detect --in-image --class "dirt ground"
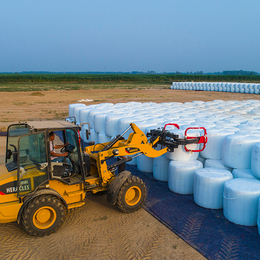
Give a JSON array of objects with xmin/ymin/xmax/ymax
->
[{"xmin": 0, "ymin": 87, "xmax": 259, "ymax": 260}]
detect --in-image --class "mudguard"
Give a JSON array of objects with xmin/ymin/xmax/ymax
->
[
  {"xmin": 107, "ymin": 170, "xmax": 131, "ymax": 205},
  {"xmin": 17, "ymin": 188, "xmax": 68, "ymax": 224}
]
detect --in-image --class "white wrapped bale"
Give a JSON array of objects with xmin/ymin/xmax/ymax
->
[
  {"xmin": 89, "ymin": 128, "xmax": 98, "ymax": 144},
  {"xmin": 79, "ymin": 106, "xmax": 97, "ymax": 125},
  {"xmin": 165, "ymin": 129, "xmax": 199, "ymax": 161},
  {"xmin": 223, "ymin": 178, "xmax": 260, "ymax": 226},
  {"xmin": 88, "ymin": 109, "xmax": 104, "ymax": 129},
  {"xmin": 222, "ymin": 134, "xmax": 260, "ymax": 169},
  {"xmin": 194, "ymin": 168, "xmax": 233, "ymax": 209},
  {"xmin": 232, "ymin": 169, "xmax": 256, "ymax": 179},
  {"xmin": 200, "ymin": 128, "xmax": 237, "ymax": 159},
  {"xmin": 137, "ymin": 155, "xmax": 153, "ymax": 173},
  {"xmin": 73, "ymin": 106, "xmax": 87, "ymax": 125},
  {"xmin": 168, "ymin": 160, "xmax": 203, "ymax": 194},
  {"xmin": 94, "ymin": 113, "xmax": 111, "ymax": 134},
  {"xmin": 251, "ymin": 143, "xmax": 260, "ymax": 179},
  {"xmin": 105, "ymin": 113, "xmax": 125, "ymax": 137},
  {"xmin": 69, "ymin": 103, "xmax": 86, "ymax": 117},
  {"xmin": 204, "ymin": 159, "xmax": 232, "ymax": 172},
  {"xmin": 153, "ymin": 155, "xmax": 170, "ymax": 182},
  {"xmin": 98, "ymin": 132, "xmax": 111, "ymax": 143}
]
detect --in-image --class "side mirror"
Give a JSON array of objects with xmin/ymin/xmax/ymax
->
[{"xmin": 86, "ymin": 129, "xmax": 90, "ymax": 140}]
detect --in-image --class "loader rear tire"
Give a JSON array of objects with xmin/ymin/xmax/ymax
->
[
  {"xmin": 21, "ymin": 195, "xmax": 66, "ymax": 237},
  {"xmin": 116, "ymin": 175, "xmax": 147, "ymax": 213}
]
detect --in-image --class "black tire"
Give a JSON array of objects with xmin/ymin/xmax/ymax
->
[
  {"xmin": 116, "ymin": 175, "xmax": 147, "ymax": 213},
  {"xmin": 21, "ymin": 195, "xmax": 66, "ymax": 237}
]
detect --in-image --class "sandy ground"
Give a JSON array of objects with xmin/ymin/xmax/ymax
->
[{"xmin": 0, "ymin": 87, "xmax": 259, "ymax": 260}]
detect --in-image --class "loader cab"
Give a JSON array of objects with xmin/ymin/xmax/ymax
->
[
  {"xmin": 49, "ymin": 128, "xmax": 84, "ymax": 183},
  {"xmin": 5, "ymin": 121, "xmax": 88, "ymax": 198}
]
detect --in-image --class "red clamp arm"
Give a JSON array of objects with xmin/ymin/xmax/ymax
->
[
  {"xmin": 184, "ymin": 127, "xmax": 207, "ymax": 152},
  {"xmin": 164, "ymin": 123, "xmax": 180, "ymax": 130}
]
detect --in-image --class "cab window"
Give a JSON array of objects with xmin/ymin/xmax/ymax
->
[
  {"xmin": 17, "ymin": 132, "xmax": 48, "ymax": 197},
  {"xmin": 6, "ymin": 124, "xmax": 29, "ymax": 164}
]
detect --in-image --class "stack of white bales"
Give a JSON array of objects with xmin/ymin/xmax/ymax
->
[
  {"xmin": 69, "ymin": 99, "xmax": 260, "ymax": 233},
  {"xmin": 171, "ymin": 82, "xmax": 260, "ymax": 94}
]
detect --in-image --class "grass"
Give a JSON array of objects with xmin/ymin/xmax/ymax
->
[{"xmin": 0, "ymin": 82, "xmax": 171, "ymax": 92}]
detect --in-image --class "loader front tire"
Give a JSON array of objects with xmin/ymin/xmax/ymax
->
[
  {"xmin": 116, "ymin": 175, "xmax": 147, "ymax": 213},
  {"xmin": 21, "ymin": 195, "xmax": 66, "ymax": 236}
]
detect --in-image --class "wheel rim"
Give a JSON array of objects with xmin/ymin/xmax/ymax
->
[
  {"xmin": 33, "ymin": 206, "xmax": 57, "ymax": 229},
  {"xmin": 125, "ymin": 186, "xmax": 141, "ymax": 206}
]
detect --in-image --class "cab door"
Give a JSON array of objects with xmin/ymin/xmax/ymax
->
[
  {"xmin": 6, "ymin": 124, "xmax": 29, "ymax": 164},
  {"xmin": 17, "ymin": 132, "xmax": 49, "ymax": 197}
]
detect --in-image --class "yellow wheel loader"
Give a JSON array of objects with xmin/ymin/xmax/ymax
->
[{"xmin": 0, "ymin": 120, "xmax": 207, "ymax": 236}]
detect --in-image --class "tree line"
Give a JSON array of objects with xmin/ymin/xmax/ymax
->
[{"xmin": 0, "ymin": 74, "xmax": 260, "ymax": 84}]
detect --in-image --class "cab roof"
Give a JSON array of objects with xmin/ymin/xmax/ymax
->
[{"xmin": 26, "ymin": 120, "xmax": 80, "ymax": 131}]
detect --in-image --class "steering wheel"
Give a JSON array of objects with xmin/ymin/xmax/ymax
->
[{"xmin": 61, "ymin": 144, "xmax": 75, "ymax": 153}]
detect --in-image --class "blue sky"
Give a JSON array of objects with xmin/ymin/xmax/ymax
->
[{"xmin": 1, "ymin": 0, "xmax": 259, "ymax": 73}]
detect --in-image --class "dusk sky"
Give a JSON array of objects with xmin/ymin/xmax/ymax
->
[{"xmin": 1, "ymin": 0, "xmax": 259, "ymax": 73}]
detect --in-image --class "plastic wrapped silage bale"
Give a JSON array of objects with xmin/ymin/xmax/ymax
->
[
  {"xmin": 194, "ymin": 168, "xmax": 233, "ymax": 209},
  {"xmin": 117, "ymin": 116, "xmax": 145, "ymax": 139},
  {"xmin": 88, "ymin": 109, "xmax": 105, "ymax": 129},
  {"xmin": 161, "ymin": 102, "xmax": 183, "ymax": 107},
  {"xmin": 69, "ymin": 103, "xmax": 86, "ymax": 117},
  {"xmin": 222, "ymin": 133, "xmax": 260, "ymax": 169},
  {"xmin": 229, "ymin": 83, "xmax": 235, "ymax": 92},
  {"xmin": 89, "ymin": 128, "xmax": 98, "ymax": 143},
  {"xmin": 191, "ymin": 121, "xmax": 216, "ymax": 130},
  {"xmin": 134, "ymin": 122, "xmax": 157, "ymax": 136},
  {"xmin": 232, "ymin": 168, "xmax": 256, "ymax": 179},
  {"xmin": 200, "ymin": 128, "xmax": 237, "ymax": 160},
  {"xmin": 224, "ymin": 115, "xmax": 249, "ymax": 125},
  {"xmin": 137, "ymin": 154, "xmax": 153, "ymax": 173},
  {"xmin": 223, "ymin": 178, "xmax": 260, "ymax": 226},
  {"xmin": 78, "ymin": 105, "xmax": 98, "ymax": 125},
  {"xmin": 237, "ymin": 125, "xmax": 260, "ymax": 132},
  {"xmin": 153, "ymin": 155, "xmax": 170, "ymax": 182},
  {"xmin": 168, "ymin": 160, "xmax": 203, "ymax": 194},
  {"xmin": 254, "ymin": 85, "xmax": 260, "ymax": 94},
  {"xmin": 251, "ymin": 143, "xmax": 260, "ymax": 179},
  {"xmin": 98, "ymin": 132, "xmax": 111, "ymax": 143},
  {"xmin": 249, "ymin": 108, "xmax": 260, "ymax": 116},
  {"xmin": 171, "ymin": 119, "xmax": 196, "ymax": 130},
  {"xmin": 73, "ymin": 105, "xmax": 87, "ymax": 125},
  {"xmin": 235, "ymin": 130, "xmax": 260, "ymax": 136},
  {"xmin": 94, "ymin": 112, "xmax": 113, "ymax": 134},
  {"xmin": 165, "ymin": 128, "xmax": 200, "ymax": 161},
  {"xmin": 105, "ymin": 113, "xmax": 126, "ymax": 137},
  {"xmin": 204, "ymin": 159, "xmax": 232, "ymax": 172}
]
